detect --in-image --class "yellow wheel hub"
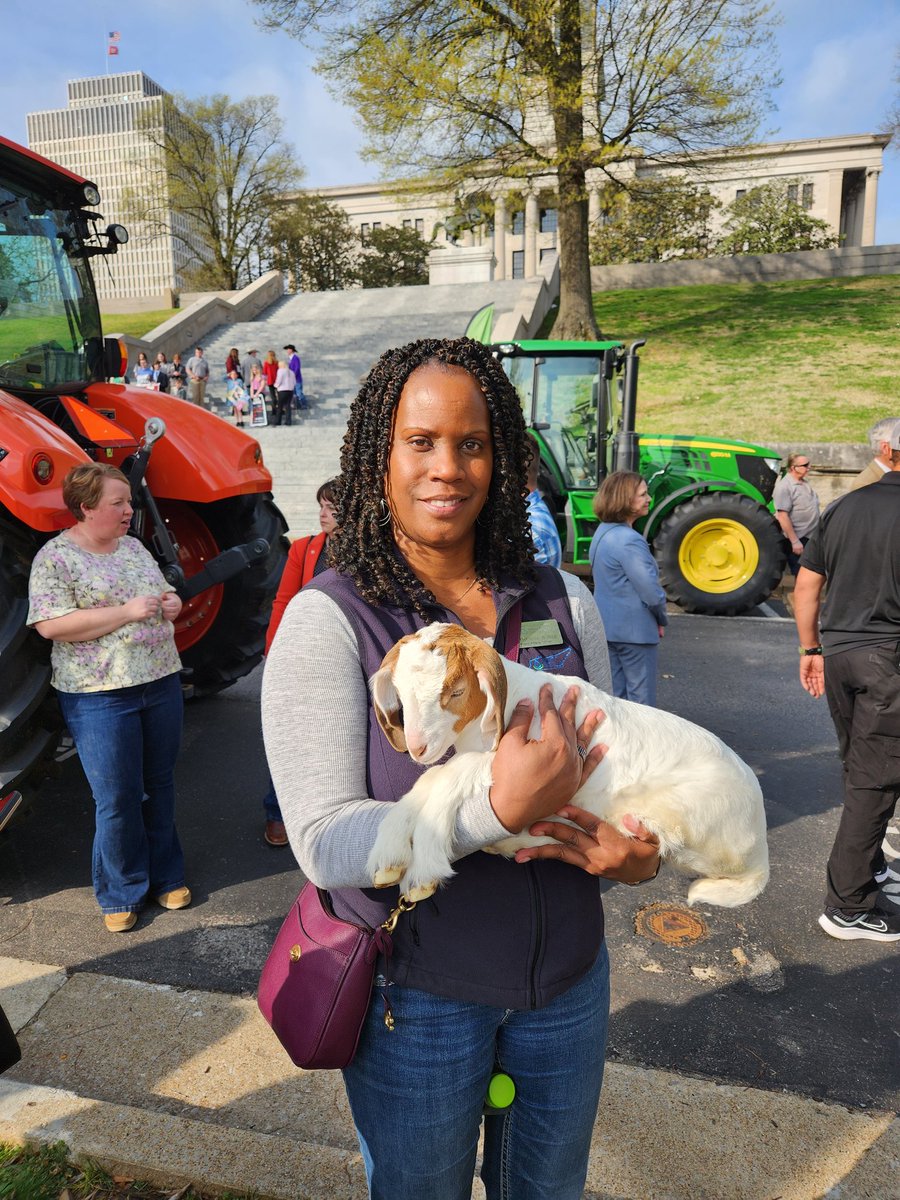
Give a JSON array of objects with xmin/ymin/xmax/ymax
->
[{"xmin": 677, "ymin": 518, "xmax": 759, "ymax": 594}]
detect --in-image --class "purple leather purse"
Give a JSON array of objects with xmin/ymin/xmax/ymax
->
[{"xmin": 257, "ymin": 882, "xmax": 403, "ymax": 1070}]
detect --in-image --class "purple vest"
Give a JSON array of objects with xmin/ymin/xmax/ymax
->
[{"xmin": 306, "ymin": 565, "xmax": 605, "ymax": 1010}]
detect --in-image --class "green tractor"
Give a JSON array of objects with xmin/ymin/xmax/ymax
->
[{"xmin": 475, "ymin": 325, "xmax": 786, "ymax": 615}]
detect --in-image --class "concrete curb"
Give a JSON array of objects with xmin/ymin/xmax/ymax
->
[{"xmin": 2, "ymin": 959, "xmax": 898, "ymax": 1199}]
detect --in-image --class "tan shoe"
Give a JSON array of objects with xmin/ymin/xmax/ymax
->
[
  {"xmin": 155, "ymin": 886, "xmax": 192, "ymax": 910},
  {"xmin": 104, "ymin": 911, "xmax": 137, "ymax": 933},
  {"xmin": 264, "ymin": 819, "xmax": 289, "ymax": 847}
]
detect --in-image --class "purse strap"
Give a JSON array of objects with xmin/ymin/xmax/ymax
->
[
  {"xmin": 372, "ymin": 600, "xmax": 523, "ymax": 1032},
  {"xmin": 503, "ymin": 598, "xmax": 523, "ymax": 663}
]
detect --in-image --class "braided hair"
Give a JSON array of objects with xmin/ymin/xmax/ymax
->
[{"xmin": 328, "ymin": 337, "xmax": 536, "ymax": 615}]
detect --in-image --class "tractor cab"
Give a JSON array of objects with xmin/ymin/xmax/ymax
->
[
  {"xmin": 480, "ymin": 327, "xmax": 787, "ymax": 615},
  {"xmin": 0, "ymin": 135, "xmax": 127, "ymax": 393}
]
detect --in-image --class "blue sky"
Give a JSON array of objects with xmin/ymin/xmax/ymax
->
[{"xmin": 2, "ymin": 0, "xmax": 898, "ymax": 241}]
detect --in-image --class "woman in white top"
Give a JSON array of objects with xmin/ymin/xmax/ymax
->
[
  {"xmin": 27, "ymin": 464, "xmax": 190, "ymax": 933},
  {"xmin": 273, "ymin": 359, "xmax": 297, "ymax": 426}
]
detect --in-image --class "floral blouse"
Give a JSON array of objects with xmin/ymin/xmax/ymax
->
[{"xmin": 27, "ymin": 533, "xmax": 182, "ymax": 693}]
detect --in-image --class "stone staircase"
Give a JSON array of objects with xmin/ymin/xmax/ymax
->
[{"xmin": 192, "ymin": 280, "xmax": 528, "ymax": 533}]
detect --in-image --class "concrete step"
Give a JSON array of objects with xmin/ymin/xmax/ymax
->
[{"xmin": 186, "ymin": 279, "xmax": 532, "ymax": 534}]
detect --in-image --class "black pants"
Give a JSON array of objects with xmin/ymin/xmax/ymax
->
[
  {"xmin": 823, "ymin": 642, "xmax": 900, "ymax": 910},
  {"xmin": 274, "ymin": 390, "xmax": 293, "ymax": 426}
]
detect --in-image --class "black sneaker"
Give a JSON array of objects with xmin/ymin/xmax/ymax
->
[
  {"xmin": 818, "ymin": 906, "xmax": 900, "ymax": 942},
  {"xmin": 874, "ymin": 861, "xmax": 900, "ymax": 885}
]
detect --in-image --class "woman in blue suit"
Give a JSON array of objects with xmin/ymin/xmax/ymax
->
[{"xmin": 589, "ymin": 471, "xmax": 667, "ymax": 705}]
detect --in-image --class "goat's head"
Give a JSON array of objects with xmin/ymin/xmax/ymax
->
[{"xmin": 371, "ymin": 623, "xmax": 508, "ymax": 763}]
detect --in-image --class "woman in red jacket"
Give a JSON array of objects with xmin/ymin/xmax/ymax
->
[
  {"xmin": 262, "ymin": 350, "xmax": 279, "ymax": 410},
  {"xmin": 260, "ymin": 479, "xmax": 338, "ymax": 846}
]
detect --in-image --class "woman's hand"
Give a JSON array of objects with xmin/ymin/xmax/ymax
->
[
  {"xmin": 160, "ymin": 592, "xmax": 182, "ymax": 622},
  {"xmin": 488, "ymin": 686, "xmax": 606, "ymax": 834},
  {"xmin": 515, "ymin": 806, "xmax": 662, "ymax": 883},
  {"xmin": 124, "ymin": 595, "xmax": 163, "ymax": 622}
]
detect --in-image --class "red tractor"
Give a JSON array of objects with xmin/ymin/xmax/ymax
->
[{"xmin": 0, "ymin": 136, "xmax": 288, "ymax": 828}]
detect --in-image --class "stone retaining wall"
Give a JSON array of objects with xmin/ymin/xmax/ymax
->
[{"xmin": 591, "ymin": 244, "xmax": 900, "ymax": 292}]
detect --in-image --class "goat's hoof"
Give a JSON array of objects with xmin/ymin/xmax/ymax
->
[
  {"xmin": 373, "ymin": 866, "xmax": 405, "ymax": 888},
  {"xmin": 403, "ymin": 882, "xmax": 437, "ymax": 902}
]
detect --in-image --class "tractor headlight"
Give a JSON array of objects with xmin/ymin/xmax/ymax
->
[{"xmin": 82, "ymin": 183, "xmax": 101, "ymax": 206}]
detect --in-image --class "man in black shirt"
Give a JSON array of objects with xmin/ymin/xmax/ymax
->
[{"xmin": 794, "ymin": 428, "xmax": 900, "ymax": 942}]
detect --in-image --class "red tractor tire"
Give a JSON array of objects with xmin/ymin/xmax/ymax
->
[
  {"xmin": 164, "ymin": 492, "xmax": 288, "ymax": 695},
  {"xmin": 0, "ymin": 513, "xmax": 61, "ymax": 805}
]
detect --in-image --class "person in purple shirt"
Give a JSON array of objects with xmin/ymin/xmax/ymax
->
[{"xmin": 283, "ymin": 343, "xmax": 307, "ymax": 411}]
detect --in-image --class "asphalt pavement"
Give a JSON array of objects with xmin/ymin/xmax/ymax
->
[{"xmin": 1, "ymin": 612, "xmax": 899, "ymax": 1198}]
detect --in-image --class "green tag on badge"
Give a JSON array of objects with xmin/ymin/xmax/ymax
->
[{"xmin": 519, "ymin": 619, "xmax": 563, "ymax": 648}]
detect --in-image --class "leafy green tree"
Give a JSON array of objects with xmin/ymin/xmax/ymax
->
[
  {"xmin": 269, "ymin": 194, "xmax": 359, "ymax": 290},
  {"xmin": 716, "ymin": 180, "xmax": 840, "ymax": 255},
  {"xmin": 590, "ymin": 177, "xmax": 719, "ymax": 264},
  {"xmin": 252, "ymin": 0, "xmax": 778, "ymax": 339},
  {"xmin": 357, "ymin": 225, "xmax": 431, "ymax": 288},
  {"xmin": 126, "ymin": 93, "xmax": 301, "ymax": 291}
]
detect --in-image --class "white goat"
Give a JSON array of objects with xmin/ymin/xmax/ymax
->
[{"xmin": 367, "ymin": 622, "xmax": 768, "ymax": 908}]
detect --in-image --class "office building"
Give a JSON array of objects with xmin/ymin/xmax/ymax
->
[{"xmin": 27, "ymin": 72, "xmax": 195, "ymax": 308}]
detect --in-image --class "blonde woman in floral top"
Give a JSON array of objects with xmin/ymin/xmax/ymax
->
[{"xmin": 27, "ymin": 464, "xmax": 191, "ymax": 933}]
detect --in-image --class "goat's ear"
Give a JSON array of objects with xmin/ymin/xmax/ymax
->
[
  {"xmin": 370, "ymin": 648, "xmax": 407, "ymax": 753},
  {"xmin": 475, "ymin": 647, "xmax": 508, "ymax": 751}
]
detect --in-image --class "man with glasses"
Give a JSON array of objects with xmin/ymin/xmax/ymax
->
[{"xmin": 774, "ymin": 452, "xmax": 820, "ymax": 575}]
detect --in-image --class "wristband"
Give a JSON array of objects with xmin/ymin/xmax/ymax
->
[{"xmin": 799, "ymin": 646, "xmax": 823, "ymax": 656}]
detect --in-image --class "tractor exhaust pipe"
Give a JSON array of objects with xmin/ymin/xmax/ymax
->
[{"xmin": 613, "ymin": 341, "xmax": 645, "ymax": 473}]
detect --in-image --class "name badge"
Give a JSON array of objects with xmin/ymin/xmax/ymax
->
[{"xmin": 519, "ymin": 619, "xmax": 563, "ymax": 648}]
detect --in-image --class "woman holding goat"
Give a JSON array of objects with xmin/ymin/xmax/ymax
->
[{"xmin": 261, "ymin": 337, "xmax": 660, "ymax": 1200}]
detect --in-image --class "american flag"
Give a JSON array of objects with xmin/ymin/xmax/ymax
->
[{"xmin": 109, "ymin": 30, "xmax": 120, "ymax": 39}]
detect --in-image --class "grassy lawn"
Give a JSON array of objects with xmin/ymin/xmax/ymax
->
[
  {"xmin": 0, "ymin": 1141, "xmax": 255, "ymax": 1200},
  {"xmin": 100, "ymin": 309, "xmax": 178, "ymax": 338},
  {"xmin": 589, "ymin": 273, "xmax": 900, "ymax": 445}
]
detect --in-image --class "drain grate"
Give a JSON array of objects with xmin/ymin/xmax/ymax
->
[{"xmin": 635, "ymin": 903, "xmax": 709, "ymax": 946}]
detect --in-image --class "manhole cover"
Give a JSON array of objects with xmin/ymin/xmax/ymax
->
[{"xmin": 635, "ymin": 903, "xmax": 709, "ymax": 946}]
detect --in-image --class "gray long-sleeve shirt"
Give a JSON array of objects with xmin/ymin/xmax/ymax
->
[{"xmin": 261, "ymin": 571, "xmax": 611, "ymax": 889}]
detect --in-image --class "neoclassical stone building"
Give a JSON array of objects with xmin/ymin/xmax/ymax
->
[{"xmin": 313, "ymin": 132, "xmax": 890, "ymax": 283}]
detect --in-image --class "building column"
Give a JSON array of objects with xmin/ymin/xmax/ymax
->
[
  {"xmin": 588, "ymin": 186, "xmax": 602, "ymax": 229},
  {"xmin": 825, "ymin": 169, "xmax": 843, "ymax": 239},
  {"xmin": 862, "ymin": 168, "xmax": 880, "ymax": 246},
  {"xmin": 493, "ymin": 194, "xmax": 507, "ymax": 281},
  {"xmin": 524, "ymin": 190, "xmax": 539, "ymax": 277}
]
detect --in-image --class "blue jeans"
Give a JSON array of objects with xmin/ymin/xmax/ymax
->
[
  {"xmin": 261, "ymin": 771, "xmax": 283, "ymax": 822},
  {"xmin": 343, "ymin": 943, "xmax": 610, "ymax": 1200},
  {"xmin": 608, "ymin": 641, "xmax": 658, "ymax": 706},
  {"xmin": 58, "ymin": 673, "xmax": 185, "ymax": 914}
]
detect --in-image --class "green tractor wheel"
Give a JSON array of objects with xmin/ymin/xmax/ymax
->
[{"xmin": 652, "ymin": 492, "xmax": 786, "ymax": 616}]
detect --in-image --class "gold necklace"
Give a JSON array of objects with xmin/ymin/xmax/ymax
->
[{"xmin": 451, "ymin": 576, "xmax": 480, "ymax": 605}]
